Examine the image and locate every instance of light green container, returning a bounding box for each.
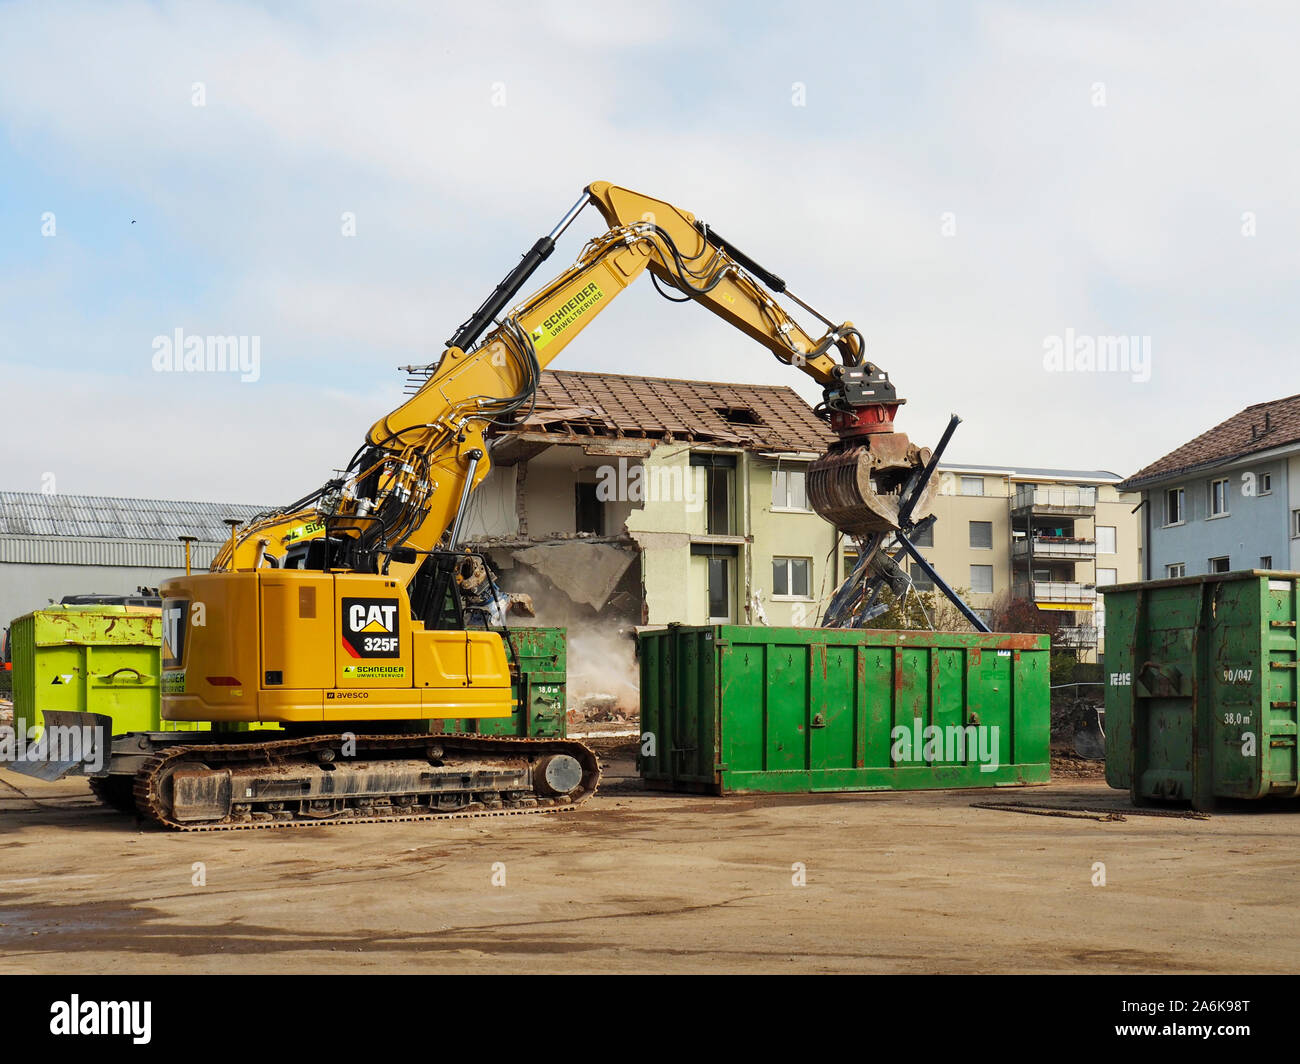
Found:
[1102,570,1300,809]
[638,625,1050,794]
[9,605,200,736]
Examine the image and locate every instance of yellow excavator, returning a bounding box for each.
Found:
[46,182,955,829]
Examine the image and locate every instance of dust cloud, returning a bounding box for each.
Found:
[501,563,640,717]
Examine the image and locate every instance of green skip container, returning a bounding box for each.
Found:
[1102,570,1300,809]
[637,625,1050,794]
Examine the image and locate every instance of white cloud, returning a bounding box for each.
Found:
[1,0,1296,503]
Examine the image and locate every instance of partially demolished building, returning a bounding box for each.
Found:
[460,370,847,634]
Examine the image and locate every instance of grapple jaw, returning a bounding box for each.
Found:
[807,431,936,537]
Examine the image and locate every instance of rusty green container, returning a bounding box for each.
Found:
[1102,570,1300,809]
[638,625,1050,794]
[9,605,200,736]
[430,626,567,738]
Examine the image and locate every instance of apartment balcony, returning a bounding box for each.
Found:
[1011,485,1096,516]
[1013,580,1097,605]
[1054,625,1099,649]
[1011,536,1096,560]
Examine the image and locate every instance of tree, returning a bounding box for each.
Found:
[856,585,975,633]
[989,592,1063,638]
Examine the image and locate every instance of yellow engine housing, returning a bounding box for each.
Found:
[159,571,512,724]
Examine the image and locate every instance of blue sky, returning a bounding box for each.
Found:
[1,0,1296,503]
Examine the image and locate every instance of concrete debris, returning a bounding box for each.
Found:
[511,541,637,612]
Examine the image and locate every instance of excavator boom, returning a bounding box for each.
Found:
[216,181,935,582]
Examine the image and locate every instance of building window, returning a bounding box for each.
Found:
[970,564,994,594]
[771,467,809,511]
[1166,487,1185,526]
[575,483,603,534]
[772,557,811,599]
[1260,472,1272,495]
[911,563,935,591]
[1209,478,1229,517]
[1209,556,1230,574]
[707,556,732,622]
[912,523,935,547]
[1293,510,1300,538]
[1261,556,1273,569]
[1097,567,1118,586]
[1166,563,1186,578]
[691,453,736,535]
[969,520,993,549]
[960,476,984,497]
[1096,525,1116,554]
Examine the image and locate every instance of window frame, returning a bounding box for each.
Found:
[968,520,993,550]
[1165,487,1185,527]
[960,476,985,497]
[1209,556,1230,574]
[1095,525,1117,554]
[910,562,935,591]
[969,563,994,594]
[1166,563,1186,578]
[771,556,813,601]
[1259,472,1272,496]
[1209,477,1230,518]
[770,466,812,513]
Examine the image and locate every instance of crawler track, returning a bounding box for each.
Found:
[132,732,600,831]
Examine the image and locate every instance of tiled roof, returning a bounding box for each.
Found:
[1120,393,1300,490]
[499,370,837,452]
[0,492,271,541]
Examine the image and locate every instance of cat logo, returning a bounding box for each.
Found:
[341,597,401,659]
[162,601,188,668]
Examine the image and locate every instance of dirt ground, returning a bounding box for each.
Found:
[0,741,1296,975]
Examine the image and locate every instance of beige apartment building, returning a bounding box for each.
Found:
[899,464,1142,659]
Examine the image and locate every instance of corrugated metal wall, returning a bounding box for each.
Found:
[0,536,223,568]
[0,492,268,540]
[0,492,271,630]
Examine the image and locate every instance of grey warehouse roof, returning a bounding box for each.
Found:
[0,492,271,542]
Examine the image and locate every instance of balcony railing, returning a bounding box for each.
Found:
[1012,536,1096,559]
[1012,485,1097,513]
[1013,580,1097,604]
[1055,625,1099,648]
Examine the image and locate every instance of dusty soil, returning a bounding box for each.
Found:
[0,748,1295,975]
[1050,746,1107,779]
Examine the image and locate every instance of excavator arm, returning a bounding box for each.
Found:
[215,182,938,593]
